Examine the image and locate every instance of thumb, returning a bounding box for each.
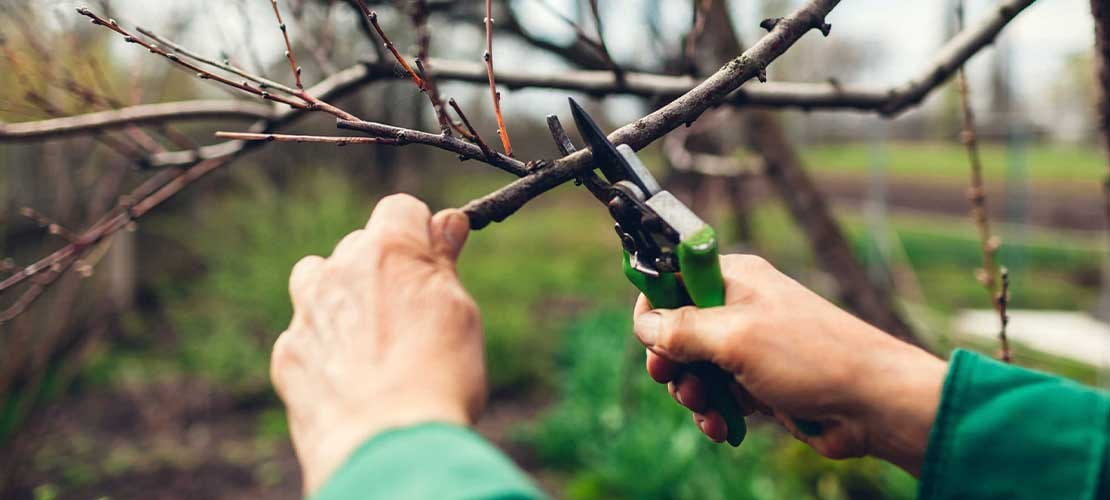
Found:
[430,209,470,262]
[633,306,736,366]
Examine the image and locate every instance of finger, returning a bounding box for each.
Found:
[673,371,706,412]
[289,255,325,306]
[633,293,652,316]
[332,229,367,258]
[365,193,433,247]
[429,209,470,262]
[727,380,758,417]
[633,306,738,366]
[697,410,728,443]
[645,349,680,383]
[734,382,772,416]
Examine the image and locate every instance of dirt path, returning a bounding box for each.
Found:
[5,382,554,500]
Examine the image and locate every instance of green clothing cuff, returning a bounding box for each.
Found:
[919,349,1110,499]
[313,422,546,500]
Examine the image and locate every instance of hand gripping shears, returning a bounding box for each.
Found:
[549,98,749,446]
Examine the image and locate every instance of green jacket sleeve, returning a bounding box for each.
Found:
[919,349,1110,499]
[312,422,547,500]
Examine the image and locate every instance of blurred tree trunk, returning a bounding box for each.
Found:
[700,0,917,344]
[1090,0,1110,321]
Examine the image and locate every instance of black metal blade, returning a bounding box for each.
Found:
[568,98,651,195]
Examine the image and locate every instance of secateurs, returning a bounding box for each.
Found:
[547,98,749,446]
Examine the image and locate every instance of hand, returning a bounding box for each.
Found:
[633,254,946,476]
[271,194,485,493]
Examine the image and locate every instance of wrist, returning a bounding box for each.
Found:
[297,401,472,494]
[859,339,948,476]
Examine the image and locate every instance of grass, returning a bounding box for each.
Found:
[800,141,1105,185]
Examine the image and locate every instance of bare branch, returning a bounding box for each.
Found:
[6,0,1042,145]
[214,131,400,145]
[135,26,301,97]
[955,2,1009,362]
[357,2,425,89]
[484,0,513,156]
[447,98,496,160]
[1092,0,1110,228]
[269,0,306,90]
[76,7,308,110]
[996,268,1011,363]
[0,100,274,141]
[337,118,529,176]
[460,0,843,229]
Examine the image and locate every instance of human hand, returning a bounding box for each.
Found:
[271,194,485,493]
[633,255,946,475]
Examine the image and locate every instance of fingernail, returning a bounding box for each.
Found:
[633,311,662,346]
[675,389,685,406]
[443,211,469,252]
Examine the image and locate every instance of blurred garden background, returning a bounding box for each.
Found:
[1,0,1108,498]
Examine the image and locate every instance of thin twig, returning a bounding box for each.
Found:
[357,2,425,88]
[447,98,495,159]
[955,1,1010,362]
[410,0,454,136]
[269,0,305,90]
[685,0,712,75]
[996,268,1012,363]
[337,118,528,176]
[585,0,622,81]
[484,0,513,156]
[136,26,301,97]
[215,131,399,145]
[76,7,307,110]
[19,208,79,244]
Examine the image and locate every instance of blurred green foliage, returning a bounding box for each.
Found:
[54,142,1103,497]
[802,142,1105,184]
[152,170,376,392]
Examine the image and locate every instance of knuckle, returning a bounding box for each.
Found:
[333,229,367,254]
[289,256,324,298]
[657,307,696,356]
[380,193,431,216]
[270,331,299,385]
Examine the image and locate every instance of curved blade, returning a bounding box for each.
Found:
[568,98,652,195]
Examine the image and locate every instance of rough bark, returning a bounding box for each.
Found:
[1091,0,1110,320]
[461,0,843,228]
[1093,0,1110,226]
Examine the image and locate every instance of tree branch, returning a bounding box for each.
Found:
[955,2,1009,362]
[0,100,274,141]
[460,0,843,229]
[1092,0,1110,228]
[337,118,529,176]
[4,0,1042,147]
[484,0,513,156]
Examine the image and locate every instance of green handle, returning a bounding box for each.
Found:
[624,226,746,446]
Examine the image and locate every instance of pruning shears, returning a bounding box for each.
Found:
[551,98,749,446]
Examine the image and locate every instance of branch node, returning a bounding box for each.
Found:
[759,17,782,32]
